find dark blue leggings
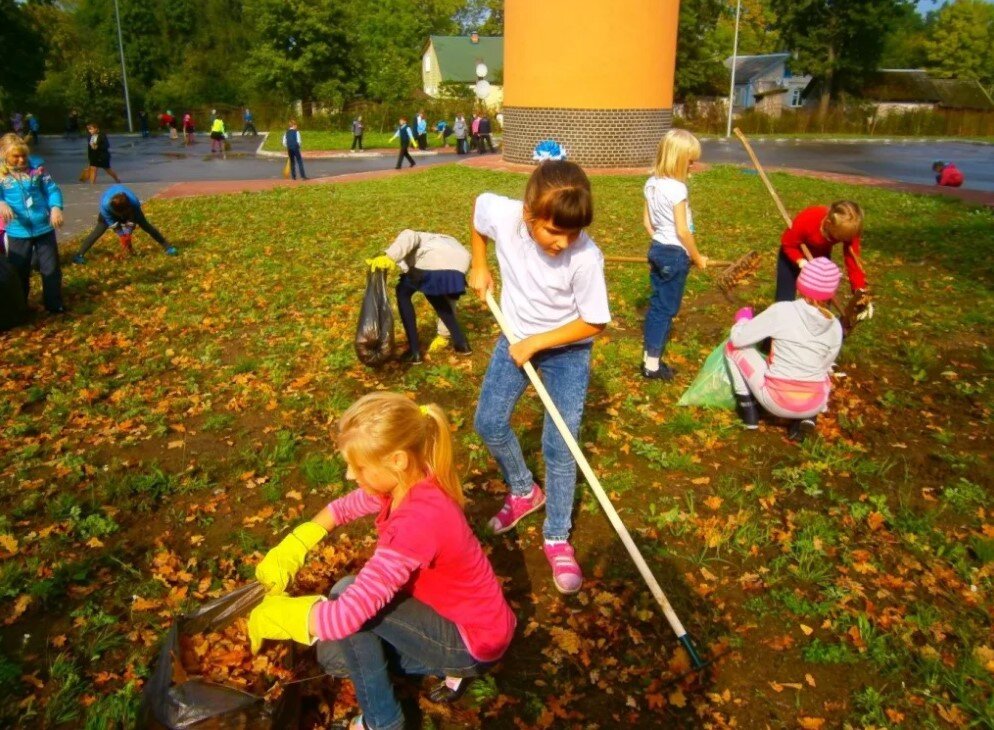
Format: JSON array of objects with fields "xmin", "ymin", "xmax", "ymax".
[{"xmin": 395, "ymin": 275, "xmax": 468, "ymax": 355}]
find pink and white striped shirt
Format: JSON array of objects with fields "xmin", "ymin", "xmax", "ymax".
[{"xmin": 312, "ymin": 478, "xmax": 516, "ymax": 662}]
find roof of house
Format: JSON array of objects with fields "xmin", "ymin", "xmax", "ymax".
[
  {"xmin": 862, "ymin": 69, "xmax": 994, "ymax": 110},
  {"xmin": 724, "ymin": 53, "xmax": 790, "ymax": 81},
  {"xmin": 424, "ymin": 35, "xmax": 504, "ymax": 83}
]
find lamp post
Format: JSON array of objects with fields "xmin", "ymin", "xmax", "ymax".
[
  {"xmin": 113, "ymin": 0, "xmax": 133, "ymax": 133},
  {"xmin": 725, "ymin": 0, "xmax": 742, "ymax": 138},
  {"xmin": 474, "ymin": 62, "xmax": 490, "ymax": 104}
]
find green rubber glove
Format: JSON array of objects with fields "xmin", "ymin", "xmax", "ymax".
[
  {"xmin": 248, "ymin": 594, "xmax": 323, "ymax": 654},
  {"xmin": 366, "ymin": 255, "xmax": 397, "ymax": 273},
  {"xmin": 255, "ymin": 522, "xmax": 327, "ymax": 594}
]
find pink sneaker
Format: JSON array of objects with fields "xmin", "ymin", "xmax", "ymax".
[
  {"xmin": 489, "ymin": 485, "xmax": 545, "ymax": 534},
  {"xmin": 543, "ymin": 541, "xmax": 583, "ymax": 594}
]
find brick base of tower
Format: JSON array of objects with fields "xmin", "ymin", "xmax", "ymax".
[{"xmin": 500, "ymin": 107, "xmax": 673, "ymax": 168}]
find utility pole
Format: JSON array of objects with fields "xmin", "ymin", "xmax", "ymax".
[
  {"xmin": 113, "ymin": 0, "xmax": 133, "ymax": 132},
  {"xmin": 725, "ymin": 0, "xmax": 742, "ymax": 138}
]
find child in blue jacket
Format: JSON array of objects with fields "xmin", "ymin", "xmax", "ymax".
[
  {"xmin": 73, "ymin": 184, "xmax": 177, "ymax": 263},
  {"xmin": 0, "ymin": 139, "xmax": 65, "ymax": 313}
]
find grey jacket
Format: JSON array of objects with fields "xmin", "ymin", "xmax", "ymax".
[
  {"xmin": 385, "ymin": 230, "xmax": 471, "ymax": 274},
  {"xmin": 453, "ymin": 119, "xmax": 468, "ymax": 139}
]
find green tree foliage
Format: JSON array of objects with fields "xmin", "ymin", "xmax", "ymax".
[
  {"xmin": 771, "ymin": 0, "xmax": 907, "ymax": 115},
  {"xmin": 453, "ymin": 0, "xmax": 502, "ymax": 35},
  {"xmin": 879, "ymin": 1, "xmax": 929, "ymax": 69},
  {"xmin": 675, "ymin": 0, "xmax": 727, "ymax": 97},
  {"xmin": 0, "ymin": 0, "xmax": 47, "ymax": 111},
  {"xmin": 924, "ymin": 0, "xmax": 994, "ymax": 93},
  {"xmin": 715, "ymin": 0, "xmax": 780, "ymax": 57}
]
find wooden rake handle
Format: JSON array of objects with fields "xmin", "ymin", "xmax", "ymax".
[{"xmin": 483, "ymin": 290, "xmax": 699, "ymax": 653}]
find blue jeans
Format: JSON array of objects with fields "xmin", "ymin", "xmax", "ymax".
[
  {"xmin": 287, "ymin": 148, "xmax": 306, "ymax": 179},
  {"xmin": 474, "ymin": 336, "xmax": 592, "ymax": 541},
  {"xmin": 316, "ymin": 577, "xmax": 483, "ymax": 730},
  {"xmin": 775, "ymin": 249, "xmax": 801, "ymax": 302},
  {"xmin": 642, "ymin": 243, "xmax": 690, "ymax": 358}
]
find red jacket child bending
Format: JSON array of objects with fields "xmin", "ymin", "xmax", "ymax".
[
  {"xmin": 933, "ymin": 161, "xmax": 964, "ymax": 188},
  {"xmin": 776, "ymin": 201, "xmax": 868, "ymax": 302}
]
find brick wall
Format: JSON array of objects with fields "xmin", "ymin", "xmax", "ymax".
[{"xmin": 501, "ymin": 107, "xmax": 672, "ymax": 167}]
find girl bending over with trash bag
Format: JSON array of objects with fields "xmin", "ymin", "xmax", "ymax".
[
  {"xmin": 724, "ymin": 258, "xmax": 843, "ymax": 442},
  {"xmin": 469, "ymin": 160, "xmax": 610, "ymax": 595},
  {"xmin": 367, "ymin": 230, "xmax": 473, "ymax": 362},
  {"xmin": 248, "ymin": 392, "xmax": 515, "ymax": 730}
]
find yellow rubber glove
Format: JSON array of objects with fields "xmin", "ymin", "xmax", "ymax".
[
  {"xmin": 366, "ymin": 255, "xmax": 398, "ymax": 273},
  {"xmin": 248, "ymin": 594, "xmax": 323, "ymax": 654},
  {"xmin": 427, "ymin": 335, "xmax": 450, "ymax": 354},
  {"xmin": 255, "ymin": 522, "xmax": 327, "ymax": 594}
]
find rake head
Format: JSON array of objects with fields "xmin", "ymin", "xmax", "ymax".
[{"xmin": 715, "ymin": 251, "xmax": 761, "ymax": 296}]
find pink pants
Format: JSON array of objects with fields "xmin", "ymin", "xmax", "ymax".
[{"xmin": 724, "ymin": 343, "xmax": 829, "ymax": 419}]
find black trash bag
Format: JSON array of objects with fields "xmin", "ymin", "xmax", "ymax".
[
  {"xmin": 139, "ymin": 582, "xmax": 300, "ymax": 729},
  {"xmin": 354, "ymin": 269, "xmax": 394, "ymax": 366},
  {"xmin": 0, "ymin": 257, "xmax": 29, "ymax": 331}
]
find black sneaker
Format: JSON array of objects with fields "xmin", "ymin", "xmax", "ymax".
[
  {"xmin": 399, "ymin": 349, "xmax": 423, "ymax": 364},
  {"xmin": 454, "ymin": 344, "xmax": 473, "ymax": 355},
  {"xmin": 788, "ymin": 418, "xmax": 816, "ymax": 442},
  {"xmin": 641, "ymin": 362, "xmax": 674, "ymax": 380},
  {"xmin": 428, "ymin": 677, "xmax": 470, "ymax": 704},
  {"xmin": 735, "ymin": 395, "xmax": 760, "ymax": 429}
]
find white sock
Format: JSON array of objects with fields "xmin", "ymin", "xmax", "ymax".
[
  {"xmin": 444, "ymin": 676, "xmax": 462, "ymax": 691},
  {"xmin": 545, "ymin": 539, "xmax": 567, "ymax": 546},
  {"xmin": 644, "ymin": 355, "xmax": 660, "ymax": 371}
]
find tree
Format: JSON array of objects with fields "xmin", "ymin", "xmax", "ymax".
[
  {"xmin": 714, "ymin": 0, "xmax": 780, "ymax": 57},
  {"xmin": 879, "ymin": 1, "xmax": 929, "ymax": 69},
  {"xmin": 454, "ymin": 0, "xmax": 502, "ymax": 35},
  {"xmin": 675, "ymin": 0, "xmax": 727, "ymax": 98},
  {"xmin": 771, "ymin": 0, "xmax": 907, "ymax": 117},
  {"xmin": 0, "ymin": 0, "xmax": 47, "ymax": 111},
  {"xmin": 924, "ymin": 0, "xmax": 994, "ymax": 93}
]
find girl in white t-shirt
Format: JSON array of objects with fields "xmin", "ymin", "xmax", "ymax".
[
  {"xmin": 641, "ymin": 129, "xmax": 708, "ymax": 379},
  {"xmin": 468, "ymin": 161, "xmax": 611, "ymax": 595}
]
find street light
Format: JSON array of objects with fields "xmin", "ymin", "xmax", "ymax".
[
  {"xmin": 475, "ymin": 62, "xmax": 490, "ymax": 101},
  {"xmin": 725, "ymin": 0, "xmax": 742, "ymax": 138},
  {"xmin": 113, "ymin": 0, "xmax": 133, "ymax": 132}
]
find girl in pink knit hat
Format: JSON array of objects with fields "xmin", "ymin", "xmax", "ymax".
[{"xmin": 724, "ymin": 258, "xmax": 843, "ymax": 441}]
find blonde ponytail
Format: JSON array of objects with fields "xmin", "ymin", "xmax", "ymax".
[{"xmin": 337, "ymin": 392, "xmax": 463, "ymax": 510}]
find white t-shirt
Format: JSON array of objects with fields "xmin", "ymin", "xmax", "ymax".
[
  {"xmin": 644, "ymin": 176, "xmax": 694, "ymax": 249},
  {"xmin": 473, "ymin": 193, "xmax": 611, "ymax": 341}
]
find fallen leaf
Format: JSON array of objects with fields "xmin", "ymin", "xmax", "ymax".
[
  {"xmin": 286, "ymin": 490, "xmax": 303, "ymax": 501},
  {"xmin": 86, "ymin": 537, "xmax": 104, "ymax": 548},
  {"xmin": 704, "ymin": 495, "xmax": 723, "ymax": 510},
  {"xmin": 692, "ymin": 477, "xmax": 712, "ymax": 486},
  {"xmin": 800, "ymin": 623, "xmax": 814, "ymax": 636},
  {"xmin": 805, "ymin": 673, "xmax": 816, "ymax": 687},
  {"xmin": 668, "ymin": 688, "xmax": 687, "ymax": 708},
  {"xmin": 798, "ymin": 718, "xmax": 826, "ymax": 729},
  {"xmin": 867, "ymin": 511, "xmax": 886, "ymax": 531},
  {"xmin": 5, "ymin": 595, "xmax": 32, "ymax": 625},
  {"xmin": 549, "ymin": 627, "xmax": 581, "ymax": 655},
  {"xmin": 0, "ymin": 534, "xmax": 18, "ymax": 557},
  {"xmin": 167, "ymin": 440, "xmax": 185, "ymax": 449}
]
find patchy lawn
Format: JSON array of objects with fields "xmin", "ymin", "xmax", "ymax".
[
  {"xmin": 260, "ymin": 130, "xmax": 451, "ymax": 153},
  {"xmin": 2, "ymin": 165, "xmax": 993, "ymax": 728}
]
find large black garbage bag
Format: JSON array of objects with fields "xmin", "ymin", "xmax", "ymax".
[
  {"xmin": 354, "ymin": 269, "xmax": 394, "ymax": 366},
  {"xmin": 0, "ymin": 257, "xmax": 29, "ymax": 331},
  {"xmin": 139, "ymin": 582, "xmax": 300, "ymax": 729}
]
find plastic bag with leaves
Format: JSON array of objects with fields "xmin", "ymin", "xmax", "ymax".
[
  {"xmin": 677, "ymin": 341, "xmax": 736, "ymax": 410},
  {"xmin": 0, "ymin": 258, "xmax": 28, "ymax": 331},
  {"xmin": 140, "ymin": 582, "xmax": 300, "ymax": 729},
  {"xmin": 354, "ymin": 269, "xmax": 395, "ymax": 366}
]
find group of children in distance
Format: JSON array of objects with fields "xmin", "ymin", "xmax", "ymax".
[{"xmin": 245, "ymin": 128, "xmax": 871, "ymax": 729}]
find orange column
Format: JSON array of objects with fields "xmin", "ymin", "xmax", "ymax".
[{"xmin": 502, "ymin": 0, "xmax": 680, "ymax": 167}]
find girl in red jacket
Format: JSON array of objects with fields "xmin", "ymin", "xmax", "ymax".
[
  {"xmin": 776, "ymin": 200, "xmax": 869, "ymax": 302},
  {"xmin": 248, "ymin": 392, "xmax": 515, "ymax": 730}
]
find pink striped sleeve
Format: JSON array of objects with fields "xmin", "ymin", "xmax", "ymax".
[
  {"xmin": 312, "ymin": 547, "xmax": 420, "ymax": 641},
  {"xmin": 329, "ymin": 489, "xmax": 384, "ymax": 526}
]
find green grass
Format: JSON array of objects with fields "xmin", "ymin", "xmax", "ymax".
[
  {"xmin": 260, "ymin": 129, "xmax": 438, "ymax": 152},
  {"xmin": 1, "ymin": 163, "xmax": 992, "ymax": 728}
]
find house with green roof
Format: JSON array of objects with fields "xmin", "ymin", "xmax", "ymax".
[{"xmin": 421, "ymin": 33, "xmax": 504, "ymax": 108}]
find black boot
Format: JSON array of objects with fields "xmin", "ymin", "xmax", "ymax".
[
  {"xmin": 788, "ymin": 417, "xmax": 817, "ymax": 442},
  {"xmin": 735, "ymin": 394, "xmax": 760, "ymax": 429}
]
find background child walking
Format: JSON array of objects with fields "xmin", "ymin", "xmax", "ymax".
[
  {"xmin": 469, "ymin": 160, "xmax": 611, "ymax": 595},
  {"xmin": 247, "ymin": 393, "xmax": 515, "ymax": 730},
  {"xmin": 282, "ymin": 120, "xmax": 307, "ymax": 180},
  {"xmin": 368, "ymin": 229, "xmax": 473, "ymax": 362},
  {"xmin": 777, "ymin": 200, "xmax": 869, "ymax": 302},
  {"xmin": 641, "ymin": 129, "xmax": 708, "ymax": 380},
  {"xmin": 389, "ymin": 117, "xmax": 417, "ymax": 169},
  {"xmin": 725, "ymin": 258, "xmax": 843, "ymax": 442}
]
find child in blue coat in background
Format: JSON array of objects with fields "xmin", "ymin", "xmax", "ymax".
[
  {"xmin": 0, "ymin": 139, "xmax": 66, "ymax": 313},
  {"xmin": 73, "ymin": 184, "xmax": 177, "ymax": 263}
]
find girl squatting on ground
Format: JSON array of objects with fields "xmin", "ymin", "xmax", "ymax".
[
  {"xmin": 641, "ymin": 129, "xmax": 708, "ymax": 380},
  {"xmin": 0, "ymin": 139, "xmax": 66, "ymax": 314},
  {"xmin": 368, "ymin": 230, "xmax": 473, "ymax": 362},
  {"xmin": 247, "ymin": 393, "xmax": 515, "ymax": 730},
  {"xmin": 469, "ymin": 160, "xmax": 611, "ymax": 595},
  {"xmin": 725, "ymin": 258, "xmax": 844, "ymax": 442}
]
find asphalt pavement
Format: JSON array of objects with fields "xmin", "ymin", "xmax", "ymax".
[{"xmin": 27, "ymin": 132, "xmax": 994, "ymax": 241}]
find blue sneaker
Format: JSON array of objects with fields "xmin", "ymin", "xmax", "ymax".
[
  {"xmin": 165, "ymin": 246, "xmax": 178, "ymax": 256},
  {"xmin": 72, "ymin": 253, "xmax": 85, "ymax": 265}
]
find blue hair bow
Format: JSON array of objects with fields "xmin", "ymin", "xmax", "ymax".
[{"xmin": 532, "ymin": 140, "xmax": 567, "ymax": 162}]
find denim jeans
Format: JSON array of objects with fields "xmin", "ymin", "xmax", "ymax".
[
  {"xmin": 287, "ymin": 149, "xmax": 306, "ymax": 179},
  {"xmin": 775, "ymin": 249, "xmax": 801, "ymax": 302},
  {"xmin": 643, "ymin": 243, "xmax": 690, "ymax": 358},
  {"xmin": 474, "ymin": 335, "xmax": 592, "ymax": 541},
  {"xmin": 6, "ymin": 231, "xmax": 63, "ymax": 312},
  {"xmin": 316, "ymin": 577, "xmax": 482, "ymax": 730}
]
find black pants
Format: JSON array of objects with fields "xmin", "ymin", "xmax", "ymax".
[
  {"xmin": 242, "ymin": 123, "xmax": 257, "ymax": 136},
  {"xmin": 477, "ymin": 134, "xmax": 494, "ymax": 153},
  {"xmin": 775, "ymin": 249, "xmax": 801, "ymax": 302},
  {"xmin": 351, "ymin": 134, "xmax": 363, "ymax": 150},
  {"xmin": 288, "ymin": 149, "xmax": 306, "ymax": 179},
  {"xmin": 396, "ymin": 275, "xmax": 468, "ymax": 355},
  {"xmin": 396, "ymin": 144, "xmax": 415, "ymax": 169},
  {"xmin": 417, "ymin": 132, "xmax": 428, "ymax": 150},
  {"xmin": 6, "ymin": 231, "xmax": 63, "ymax": 312},
  {"xmin": 456, "ymin": 138, "xmax": 467, "ymax": 154},
  {"xmin": 77, "ymin": 210, "xmax": 169, "ymax": 257}
]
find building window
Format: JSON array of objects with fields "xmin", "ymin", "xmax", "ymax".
[
  {"xmin": 424, "ymin": 55, "xmax": 431, "ymax": 73},
  {"xmin": 789, "ymin": 88, "xmax": 803, "ymax": 107}
]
